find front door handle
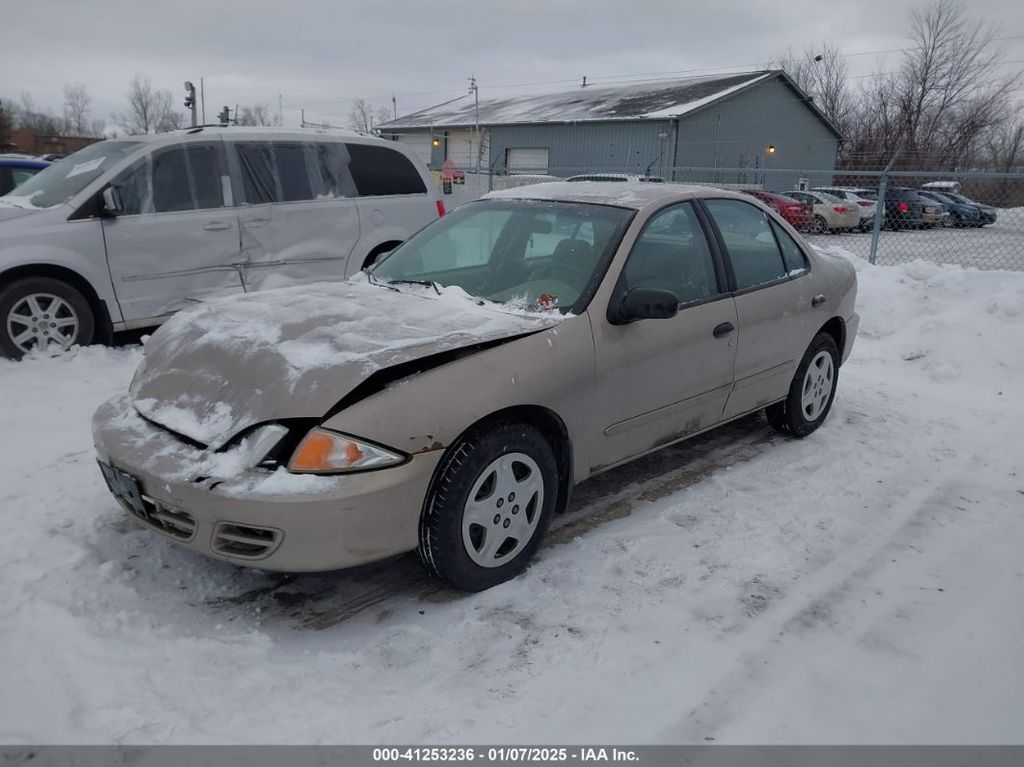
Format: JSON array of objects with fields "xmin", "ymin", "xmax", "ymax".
[
  {"xmin": 203, "ymin": 221, "xmax": 232, "ymax": 231},
  {"xmin": 713, "ymin": 322, "xmax": 735, "ymax": 339},
  {"xmin": 812, "ymin": 294, "xmax": 827, "ymax": 308}
]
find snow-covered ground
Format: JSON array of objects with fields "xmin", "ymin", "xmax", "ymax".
[{"xmin": 1, "ymin": 255, "xmax": 1023, "ymax": 744}]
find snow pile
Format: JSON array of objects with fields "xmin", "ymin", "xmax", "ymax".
[{"xmin": 1, "ymin": 256, "xmax": 1023, "ymax": 744}]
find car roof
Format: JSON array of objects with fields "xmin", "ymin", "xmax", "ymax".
[
  {"xmin": 97, "ymin": 126, "xmax": 386, "ymax": 148},
  {"xmin": 483, "ymin": 181, "xmax": 744, "ymax": 210}
]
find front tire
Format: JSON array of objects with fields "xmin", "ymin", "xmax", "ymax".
[
  {"xmin": 0, "ymin": 277, "xmax": 95, "ymax": 360},
  {"xmin": 766, "ymin": 333, "xmax": 840, "ymax": 438},
  {"xmin": 419, "ymin": 421, "xmax": 559, "ymax": 591},
  {"xmin": 812, "ymin": 215, "xmax": 828, "ymax": 234}
]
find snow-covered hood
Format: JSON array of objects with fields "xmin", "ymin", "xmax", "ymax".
[{"xmin": 130, "ymin": 276, "xmax": 562, "ymax": 448}]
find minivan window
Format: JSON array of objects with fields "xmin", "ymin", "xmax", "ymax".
[
  {"xmin": 235, "ymin": 142, "xmax": 279, "ymax": 204},
  {"xmin": 110, "ymin": 142, "xmax": 227, "ymax": 215},
  {"xmin": 273, "ymin": 142, "xmax": 313, "ymax": 202},
  {"xmin": 310, "ymin": 142, "xmax": 358, "ymax": 198},
  {"xmin": 704, "ymin": 198, "xmax": 788, "ymax": 290},
  {"xmin": 2, "ymin": 140, "xmax": 143, "ymax": 209},
  {"xmin": 347, "ymin": 143, "xmax": 426, "ymax": 196}
]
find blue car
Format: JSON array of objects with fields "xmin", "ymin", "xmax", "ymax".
[
  {"xmin": 942, "ymin": 191, "xmax": 998, "ymax": 226},
  {"xmin": 917, "ymin": 189, "xmax": 980, "ymax": 228},
  {"xmin": 0, "ymin": 156, "xmax": 51, "ymax": 196}
]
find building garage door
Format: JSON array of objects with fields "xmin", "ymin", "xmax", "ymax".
[
  {"xmin": 506, "ymin": 148, "xmax": 549, "ymax": 174},
  {"xmin": 396, "ymin": 133, "xmax": 433, "ymax": 165},
  {"xmin": 446, "ymin": 129, "xmax": 489, "ymax": 170}
]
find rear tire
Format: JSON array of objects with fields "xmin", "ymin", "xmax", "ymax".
[
  {"xmin": 0, "ymin": 277, "xmax": 95, "ymax": 360},
  {"xmin": 765, "ymin": 333, "xmax": 840, "ymax": 438},
  {"xmin": 812, "ymin": 215, "xmax": 828, "ymax": 234},
  {"xmin": 419, "ymin": 421, "xmax": 559, "ymax": 592}
]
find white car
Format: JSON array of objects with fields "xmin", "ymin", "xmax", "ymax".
[
  {"xmin": 0, "ymin": 127, "xmax": 443, "ymax": 358},
  {"xmin": 811, "ymin": 187, "xmax": 878, "ymax": 232},
  {"xmin": 787, "ymin": 190, "xmax": 861, "ymax": 233}
]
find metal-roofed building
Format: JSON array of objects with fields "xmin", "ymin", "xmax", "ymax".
[{"xmin": 377, "ymin": 70, "xmax": 842, "ymax": 191}]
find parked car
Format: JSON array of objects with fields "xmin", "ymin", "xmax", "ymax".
[
  {"xmin": 740, "ymin": 189, "xmax": 814, "ymax": 231},
  {"xmin": 786, "ymin": 190, "xmax": 861, "ymax": 233},
  {"xmin": 0, "ymin": 127, "xmax": 442, "ymax": 358},
  {"xmin": 565, "ymin": 173, "xmax": 665, "ymax": 183},
  {"xmin": 93, "ymin": 181, "xmax": 859, "ymax": 591},
  {"xmin": 941, "ymin": 191, "xmax": 998, "ymax": 226},
  {"xmin": 855, "ymin": 187, "xmax": 926, "ymax": 230},
  {"xmin": 810, "ymin": 187, "xmax": 877, "ymax": 231},
  {"xmin": 917, "ymin": 189, "xmax": 980, "ymax": 228},
  {"xmin": 0, "ymin": 157, "xmax": 50, "ymax": 196},
  {"xmin": 37, "ymin": 153, "xmax": 67, "ymax": 162}
]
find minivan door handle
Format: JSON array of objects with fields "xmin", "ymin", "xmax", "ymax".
[
  {"xmin": 203, "ymin": 221, "xmax": 232, "ymax": 232},
  {"xmin": 811, "ymin": 294, "xmax": 827, "ymax": 308},
  {"xmin": 712, "ymin": 322, "xmax": 735, "ymax": 338}
]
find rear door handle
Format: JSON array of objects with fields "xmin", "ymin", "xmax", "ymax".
[
  {"xmin": 203, "ymin": 221, "xmax": 232, "ymax": 231},
  {"xmin": 812, "ymin": 294, "xmax": 827, "ymax": 308},
  {"xmin": 713, "ymin": 322, "xmax": 735, "ymax": 338}
]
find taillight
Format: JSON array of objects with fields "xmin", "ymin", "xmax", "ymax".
[
  {"xmin": 833, "ymin": 206, "xmax": 848, "ymax": 213},
  {"xmin": 436, "ymin": 200, "xmax": 446, "ymax": 217},
  {"xmin": 898, "ymin": 201, "xmax": 909, "ymax": 214}
]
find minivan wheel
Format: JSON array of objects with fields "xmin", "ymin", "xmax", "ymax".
[
  {"xmin": 765, "ymin": 333, "xmax": 840, "ymax": 438},
  {"xmin": 0, "ymin": 277, "xmax": 95, "ymax": 360},
  {"xmin": 419, "ymin": 421, "xmax": 558, "ymax": 592}
]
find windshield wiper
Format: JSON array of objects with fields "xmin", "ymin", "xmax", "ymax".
[{"xmin": 384, "ymin": 278, "xmax": 443, "ymax": 295}]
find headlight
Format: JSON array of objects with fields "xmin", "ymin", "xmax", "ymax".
[{"xmin": 287, "ymin": 427, "xmax": 404, "ymax": 474}]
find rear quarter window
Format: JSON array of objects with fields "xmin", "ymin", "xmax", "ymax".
[{"xmin": 346, "ymin": 143, "xmax": 427, "ymax": 196}]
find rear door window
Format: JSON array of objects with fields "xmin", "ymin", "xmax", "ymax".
[
  {"xmin": 770, "ymin": 220, "xmax": 809, "ymax": 275},
  {"xmin": 346, "ymin": 143, "xmax": 427, "ymax": 196},
  {"xmin": 273, "ymin": 142, "xmax": 314, "ymax": 202},
  {"xmin": 704, "ymin": 198, "xmax": 788, "ymax": 290}
]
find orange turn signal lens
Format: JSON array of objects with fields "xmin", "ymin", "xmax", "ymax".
[{"xmin": 288, "ymin": 428, "xmax": 403, "ymax": 474}]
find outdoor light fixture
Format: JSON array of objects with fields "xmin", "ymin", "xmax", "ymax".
[
  {"xmin": 766, "ymin": 144, "xmax": 777, "ymax": 154},
  {"xmin": 432, "ymin": 137, "xmax": 441, "ymax": 148}
]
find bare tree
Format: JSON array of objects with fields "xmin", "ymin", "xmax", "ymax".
[
  {"xmin": 15, "ymin": 90, "xmax": 64, "ymax": 134},
  {"xmin": 0, "ymin": 99, "xmax": 13, "ymax": 150},
  {"xmin": 236, "ymin": 104, "xmax": 281, "ymax": 127},
  {"xmin": 771, "ymin": 44, "xmax": 852, "ymax": 133},
  {"xmin": 348, "ymin": 98, "xmax": 393, "ymax": 133},
  {"xmin": 892, "ymin": 0, "xmax": 1018, "ymax": 167},
  {"xmin": 62, "ymin": 83, "xmax": 91, "ymax": 135},
  {"xmin": 113, "ymin": 74, "xmax": 185, "ymax": 134}
]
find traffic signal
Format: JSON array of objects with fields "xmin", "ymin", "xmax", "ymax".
[
  {"xmin": 183, "ymin": 81, "xmax": 195, "ymax": 110},
  {"xmin": 217, "ymin": 106, "xmax": 231, "ymax": 125}
]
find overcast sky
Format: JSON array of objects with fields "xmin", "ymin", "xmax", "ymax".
[{"xmin": 3, "ymin": 0, "xmax": 1022, "ymax": 132}]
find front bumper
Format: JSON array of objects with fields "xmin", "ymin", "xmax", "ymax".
[{"xmin": 92, "ymin": 395, "xmax": 443, "ymax": 572}]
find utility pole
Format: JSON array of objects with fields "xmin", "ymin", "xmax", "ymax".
[
  {"xmin": 183, "ymin": 81, "xmax": 197, "ymax": 127},
  {"xmin": 468, "ymin": 75, "xmax": 480, "ymax": 174},
  {"xmin": 200, "ymin": 78, "xmax": 206, "ymax": 124},
  {"xmin": 278, "ymin": 94, "xmax": 283, "ymax": 127},
  {"xmin": 392, "ymin": 94, "xmax": 397, "ymax": 120}
]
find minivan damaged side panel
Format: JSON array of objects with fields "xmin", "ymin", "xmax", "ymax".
[{"xmin": 319, "ymin": 313, "xmax": 597, "ymax": 485}]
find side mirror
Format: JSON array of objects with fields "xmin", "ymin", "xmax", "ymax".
[
  {"xmin": 612, "ymin": 288, "xmax": 679, "ymax": 324},
  {"xmin": 101, "ymin": 187, "xmax": 123, "ymax": 217}
]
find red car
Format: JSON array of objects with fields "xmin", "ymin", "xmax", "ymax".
[{"xmin": 741, "ymin": 189, "xmax": 814, "ymax": 232}]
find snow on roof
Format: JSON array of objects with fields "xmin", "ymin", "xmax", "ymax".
[{"xmin": 379, "ymin": 72, "xmax": 775, "ymax": 130}]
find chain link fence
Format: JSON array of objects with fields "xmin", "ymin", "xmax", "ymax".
[{"xmin": 429, "ymin": 166, "xmax": 1024, "ymax": 271}]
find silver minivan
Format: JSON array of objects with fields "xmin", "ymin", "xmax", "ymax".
[{"xmin": 0, "ymin": 127, "xmax": 442, "ymax": 358}]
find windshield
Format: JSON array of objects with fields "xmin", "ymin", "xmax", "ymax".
[
  {"xmin": 370, "ymin": 199, "xmax": 634, "ymax": 313},
  {"xmin": 1, "ymin": 140, "xmax": 144, "ymax": 209}
]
